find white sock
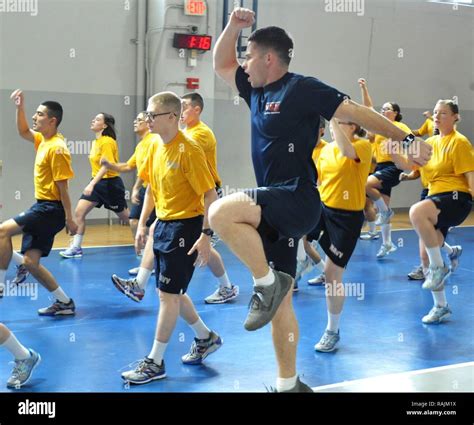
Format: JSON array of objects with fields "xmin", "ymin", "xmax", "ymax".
[
  {"xmin": 441, "ymin": 242, "xmax": 453, "ymax": 255},
  {"xmin": 276, "ymin": 375, "xmax": 297, "ymax": 392},
  {"xmin": 1, "ymin": 333, "xmax": 30, "ymax": 360},
  {"xmin": 52, "ymin": 287, "xmax": 70, "ymax": 304},
  {"xmin": 296, "ymin": 240, "xmax": 306, "ymax": 262},
  {"xmin": 253, "ymin": 268, "xmax": 275, "ymax": 287},
  {"xmin": 368, "ymin": 221, "xmax": 376, "ymax": 233},
  {"xmin": 0, "ymin": 269, "xmax": 6, "ymax": 285},
  {"xmin": 315, "ymin": 259, "xmax": 325, "ymax": 273},
  {"xmin": 327, "ymin": 312, "xmax": 341, "ymax": 332},
  {"xmin": 381, "ymin": 224, "xmax": 392, "ymax": 245},
  {"xmin": 190, "ymin": 318, "xmax": 211, "ymax": 340},
  {"xmin": 11, "ymin": 251, "xmax": 24, "ymax": 266},
  {"xmin": 374, "ymin": 198, "xmax": 388, "ymax": 213},
  {"xmin": 72, "ymin": 234, "xmax": 83, "ymax": 249},
  {"xmin": 148, "ymin": 339, "xmax": 167, "ymax": 365},
  {"xmin": 217, "ymin": 272, "xmax": 232, "ymax": 289},
  {"xmin": 432, "ymin": 290, "xmax": 447, "ymax": 307},
  {"xmin": 426, "ymin": 247, "xmax": 444, "ymax": 268},
  {"xmin": 136, "ymin": 267, "xmax": 152, "ymax": 289}
]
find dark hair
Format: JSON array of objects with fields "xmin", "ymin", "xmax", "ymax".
[
  {"xmin": 248, "ymin": 26, "xmax": 294, "ymax": 66},
  {"xmin": 389, "ymin": 102, "xmax": 403, "ymax": 122},
  {"xmin": 100, "ymin": 113, "xmax": 117, "ymax": 140},
  {"xmin": 348, "ymin": 122, "xmax": 367, "ymax": 138},
  {"xmin": 182, "ymin": 92, "xmax": 204, "ymax": 113},
  {"xmin": 41, "ymin": 101, "xmax": 63, "ymax": 127}
]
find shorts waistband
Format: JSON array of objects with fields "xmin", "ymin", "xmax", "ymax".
[
  {"xmin": 158, "ymin": 215, "xmax": 203, "ymax": 224},
  {"xmin": 36, "ymin": 199, "xmax": 63, "ymax": 205},
  {"xmin": 376, "ymin": 161, "xmax": 395, "ymax": 167},
  {"xmin": 322, "ymin": 203, "xmax": 364, "ymax": 215}
]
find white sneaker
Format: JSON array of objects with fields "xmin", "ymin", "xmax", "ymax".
[
  {"xmin": 376, "ymin": 242, "xmax": 397, "ymax": 259},
  {"xmin": 359, "ymin": 231, "xmax": 380, "ymax": 240},
  {"xmin": 308, "ymin": 273, "xmax": 325, "ymax": 286},
  {"xmin": 204, "ymin": 285, "xmax": 239, "ymax": 304},
  {"xmin": 422, "ymin": 304, "xmax": 452, "ymax": 324}
]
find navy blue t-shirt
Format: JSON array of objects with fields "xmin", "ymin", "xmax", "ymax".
[{"xmin": 235, "ymin": 66, "xmax": 347, "ymax": 188}]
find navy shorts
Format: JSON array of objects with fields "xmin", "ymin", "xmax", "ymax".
[
  {"xmin": 153, "ymin": 215, "xmax": 203, "ymax": 295},
  {"xmin": 13, "ymin": 200, "xmax": 65, "ymax": 257},
  {"xmin": 129, "ymin": 186, "xmax": 156, "ymax": 227},
  {"xmin": 307, "ymin": 203, "xmax": 364, "ymax": 268},
  {"xmin": 372, "ymin": 162, "xmax": 403, "ymax": 197},
  {"xmin": 80, "ymin": 176, "xmax": 128, "ymax": 213},
  {"xmin": 245, "ymin": 179, "xmax": 321, "ymax": 278},
  {"xmin": 420, "ymin": 188, "xmax": 429, "ymax": 201},
  {"xmin": 427, "ymin": 191, "xmax": 472, "ymax": 239}
]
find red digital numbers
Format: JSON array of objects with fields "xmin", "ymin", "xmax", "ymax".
[{"xmin": 173, "ymin": 34, "xmax": 212, "ymax": 51}]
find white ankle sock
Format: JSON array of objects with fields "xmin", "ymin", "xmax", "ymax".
[
  {"xmin": 148, "ymin": 339, "xmax": 167, "ymax": 365},
  {"xmin": 368, "ymin": 221, "xmax": 376, "ymax": 233},
  {"xmin": 0, "ymin": 269, "xmax": 6, "ymax": 285},
  {"xmin": 52, "ymin": 287, "xmax": 70, "ymax": 304},
  {"xmin": 136, "ymin": 267, "xmax": 152, "ymax": 289},
  {"xmin": 381, "ymin": 224, "xmax": 392, "ymax": 245},
  {"xmin": 426, "ymin": 247, "xmax": 444, "ymax": 268},
  {"xmin": 374, "ymin": 198, "xmax": 388, "ymax": 212},
  {"xmin": 11, "ymin": 251, "xmax": 24, "ymax": 266},
  {"xmin": 441, "ymin": 242, "xmax": 453, "ymax": 255},
  {"xmin": 253, "ymin": 269, "xmax": 275, "ymax": 287},
  {"xmin": 190, "ymin": 318, "xmax": 211, "ymax": 340},
  {"xmin": 315, "ymin": 259, "xmax": 325, "ymax": 273},
  {"xmin": 276, "ymin": 375, "xmax": 297, "ymax": 392},
  {"xmin": 327, "ymin": 312, "xmax": 341, "ymax": 332},
  {"xmin": 217, "ymin": 272, "xmax": 232, "ymax": 289},
  {"xmin": 72, "ymin": 234, "xmax": 83, "ymax": 249},
  {"xmin": 1, "ymin": 333, "xmax": 30, "ymax": 360},
  {"xmin": 296, "ymin": 240, "xmax": 306, "ymax": 262},
  {"xmin": 432, "ymin": 290, "xmax": 447, "ymax": 307}
]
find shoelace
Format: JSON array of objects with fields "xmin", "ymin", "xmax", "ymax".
[
  {"xmin": 10, "ymin": 359, "xmax": 28, "ymax": 379},
  {"xmin": 248, "ymin": 291, "xmax": 265, "ymax": 311}
]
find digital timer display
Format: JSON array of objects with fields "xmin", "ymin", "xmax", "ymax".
[{"xmin": 173, "ymin": 34, "xmax": 212, "ymax": 51}]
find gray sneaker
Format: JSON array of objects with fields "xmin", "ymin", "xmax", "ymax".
[
  {"xmin": 422, "ymin": 304, "xmax": 452, "ymax": 324},
  {"xmin": 121, "ymin": 358, "xmax": 166, "ymax": 384},
  {"xmin": 12, "ymin": 264, "xmax": 30, "ymax": 285},
  {"xmin": 448, "ymin": 246, "xmax": 462, "ymax": 272},
  {"xmin": 422, "ymin": 265, "xmax": 450, "ymax": 291},
  {"xmin": 38, "ymin": 299, "xmax": 75, "ymax": 316},
  {"xmin": 375, "ymin": 209, "xmax": 394, "ymax": 225},
  {"xmin": 272, "ymin": 376, "xmax": 313, "ymax": 393},
  {"xmin": 111, "ymin": 275, "xmax": 145, "ymax": 302},
  {"xmin": 408, "ymin": 265, "xmax": 425, "ymax": 280},
  {"xmin": 7, "ymin": 349, "xmax": 41, "ymax": 389},
  {"xmin": 314, "ymin": 329, "xmax": 340, "ymax": 352},
  {"xmin": 181, "ymin": 331, "xmax": 223, "ymax": 365},
  {"xmin": 244, "ymin": 270, "xmax": 294, "ymax": 331}
]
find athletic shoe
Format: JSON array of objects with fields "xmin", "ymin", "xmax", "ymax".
[
  {"xmin": 359, "ymin": 231, "xmax": 380, "ymax": 240},
  {"xmin": 295, "ymin": 257, "xmax": 314, "ymax": 283},
  {"xmin": 407, "ymin": 265, "xmax": 425, "ymax": 280},
  {"xmin": 422, "ymin": 266, "xmax": 450, "ymax": 291},
  {"xmin": 181, "ymin": 331, "xmax": 223, "ymax": 365},
  {"xmin": 376, "ymin": 242, "xmax": 397, "ymax": 258},
  {"xmin": 12, "ymin": 264, "xmax": 29, "ymax": 285},
  {"xmin": 314, "ymin": 329, "xmax": 340, "ymax": 352},
  {"xmin": 204, "ymin": 285, "xmax": 239, "ymax": 304},
  {"xmin": 375, "ymin": 209, "xmax": 394, "ymax": 226},
  {"xmin": 308, "ymin": 273, "xmax": 326, "ymax": 286},
  {"xmin": 59, "ymin": 247, "xmax": 83, "ymax": 259},
  {"xmin": 128, "ymin": 267, "xmax": 155, "ymax": 276},
  {"xmin": 271, "ymin": 377, "xmax": 313, "ymax": 393},
  {"xmin": 38, "ymin": 299, "xmax": 76, "ymax": 316},
  {"xmin": 244, "ymin": 270, "xmax": 294, "ymax": 331},
  {"xmin": 121, "ymin": 358, "xmax": 166, "ymax": 384},
  {"xmin": 448, "ymin": 246, "xmax": 462, "ymax": 272},
  {"xmin": 6, "ymin": 349, "xmax": 41, "ymax": 389},
  {"xmin": 111, "ymin": 275, "xmax": 145, "ymax": 303},
  {"xmin": 422, "ymin": 304, "xmax": 452, "ymax": 324}
]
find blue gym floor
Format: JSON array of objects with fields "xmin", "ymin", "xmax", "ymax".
[{"xmin": 1, "ymin": 227, "xmax": 473, "ymax": 392}]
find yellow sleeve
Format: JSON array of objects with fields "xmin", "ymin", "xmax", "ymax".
[
  {"xmin": 127, "ymin": 152, "xmax": 137, "ymax": 169},
  {"xmin": 100, "ymin": 140, "xmax": 118, "ymax": 163},
  {"xmin": 417, "ymin": 119, "xmax": 429, "ymax": 136},
  {"xmin": 354, "ymin": 140, "xmax": 372, "ymax": 164},
  {"xmin": 34, "ymin": 132, "xmax": 43, "ymax": 151},
  {"xmin": 138, "ymin": 143, "xmax": 155, "ymax": 184},
  {"xmin": 453, "ymin": 137, "xmax": 474, "ymax": 175},
  {"xmin": 51, "ymin": 146, "xmax": 74, "ymax": 181},
  {"xmin": 182, "ymin": 143, "xmax": 215, "ymax": 195}
]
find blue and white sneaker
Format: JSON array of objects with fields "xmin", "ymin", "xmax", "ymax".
[
  {"xmin": 7, "ymin": 349, "xmax": 41, "ymax": 389},
  {"xmin": 295, "ymin": 257, "xmax": 314, "ymax": 283},
  {"xmin": 12, "ymin": 264, "xmax": 29, "ymax": 285},
  {"xmin": 308, "ymin": 273, "xmax": 325, "ymax": 286},
  {"xmin": 422, "ymin": 304, "xmax": 452, "ymax": 324},
  {"xmin": 38, "ymin": 299, "xmax": 76, "ymax": 316},
  {"xmin": 59, "ymin": 246, "xmax": 83, "ymax": 259},
  {"xmin": 376, "ymin": 242, "xmax": 397, "ymax": 259},
  {"xmin": 314, "ymin": 329, "xmax": 340, "ymax": 352},
  {"xmin": 422, "ymin": 265, "xmax": 450, "ymax": 291},
  {"xmin": 375, "ymin": 209, "xmax": 394, "ymax": 226},
  {"xmin": 121, "ymin": 358, "xmax": 166, "ymax": 384},
  {"xmin": 359, "ymin": 231, "xmax": 380, "ymax": 240},
  {"xmin": 448, "ymin": 246, "xmax": 462, "ymax": 272},
  {"xmin": 204, "ymin": 285, "xmax": 239, "ymax": 304},
  {"xmin": 181, "ymin": 331, "xmax": 223, "ymax": 365}
]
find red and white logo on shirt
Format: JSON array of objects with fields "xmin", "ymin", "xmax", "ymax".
[{"xmin": 265, "ymin": 102, "xmax": 281, "ymax": 114}]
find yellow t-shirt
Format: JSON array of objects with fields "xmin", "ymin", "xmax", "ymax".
[
  {"xmin": 184, "ymin": 121, "xmax": 222, "ymax": 188},
  {"xmin": 33, "ymin": 132, "xmax": 74, "ymax": 201},
  {"xmin": 138, "ymin": 130, "xmax": 215, "ymax": 220},
  {"xmin": 374, "ymin": 121, "xmax": 411, "ymax": 163},
  {"xmin": 127, "ymin": 132, "xmax": 161, "ymax": 187},
  {"xmin": 421, "ymin": 131, "xmax": 474, "ymax": 196},
  {"xmin": 417, "ymin": 118, "xmax": 434, "ymax": 138},
  {"xmin": 369, "ymin": 141, "xmax": 377, "ymax": 173},
  {"xmin": 312, "ymin": 138, "xmax": 328, "ymax": 166},
  {"xmin": 317, "ymin": 139, "xmax": 373, "ymax": 211},
  {"xmin": 89, "ymin": 135, "xmax": 119, "ymax": 178}
]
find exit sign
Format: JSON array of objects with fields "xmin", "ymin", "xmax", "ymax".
[{"xmin": 184, "ymin": 0, "xmax": 207, "ymax": 16}]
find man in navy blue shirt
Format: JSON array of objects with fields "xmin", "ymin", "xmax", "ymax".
[{"xmin": 211, "ymin": 7, "xmax": 431, "ymax": 392}]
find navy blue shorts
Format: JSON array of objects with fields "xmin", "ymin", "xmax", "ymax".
[
  {"xmin": 245, "ymin": 179, "xmax": 321, "ymax": 278},
  {"xmin": 307, "ymin": 204, "xmax": 364, "ymax": 268},
  {"xmin": 153, "ymin": 215, "xmax": 203, "ymax": 294},
  {"xmin": 80, "ymin": 176, "xmax": 128, "ymax": 213},
  {"xmin": 129, "ymin": 186, "xmax": 156, "ymax": 227},
  {"xmin": 420, "ymin": 188, "xmax": 429, "ymax": 201},
  {"xmin": 13, "ymin": 201, "xmax": 65, "ymax": 257},
  {"xmin": 427, "ymin": 191, "xmax": 472, "ymax": 239},
  {"xmin": 372, "ymin": 162, "xmax": 403, "ymax": 197}
]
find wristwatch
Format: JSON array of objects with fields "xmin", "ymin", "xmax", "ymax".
[
  {"xmin": 202, "ymin": 228, "xmax": 214, "ymax": 237},
  {"xmin": 401, "ymin": 133, "xmax": 416, "ymax": 150}
]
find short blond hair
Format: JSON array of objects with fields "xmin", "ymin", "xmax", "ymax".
[{"xmin": 149, "ymin": 91, "xmax": 182, "ymax": 116}]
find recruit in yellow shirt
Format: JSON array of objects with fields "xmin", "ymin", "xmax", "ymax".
[
  {"xmin": 421, "ymin": 131, "xmax": 474, "ymax": 196},
  {"xmin": 312, "ymin": 138, "xmax": 328, "ymax": 166},
  {"xmin": 317, "ymin": 138, "xmax": 373, "ymax": 211},
  {"xmin": 89, "ymin": 135, "xmax": 119, "ymax": 178},
  {"xmin": 184, "ymin": 121, "xmax": 222, "ymax": 188},
  {"xmin": 374, "ymin": 121, "xmax": 411, "ymax": 163},
  {"xmin": 138, "ymin": 130, "xmax": 215, "ymax": 220},
  {"xmin": 127, "ymin": 132, "xmax": 161, "ymax": 187},
  {"xmin": 416, "ymin": 118, "xmax": 434, "ymax": 138},
  {"xmin": 33, "ymin": 132, "xmax": 74, "ymax": 201}
]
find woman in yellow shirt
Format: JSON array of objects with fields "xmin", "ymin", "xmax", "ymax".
[{"xmin": 60, "ymin": 113, "xmax": 129, "ymax": 258}]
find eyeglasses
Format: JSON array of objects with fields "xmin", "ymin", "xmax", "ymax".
[
  {"xmin": 145, "ymin": 111, "xmax": 177, "ymax": 121},
  {"xmin": 381, "ymin": 107, "xmax": 394, "ymax": 112}
]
